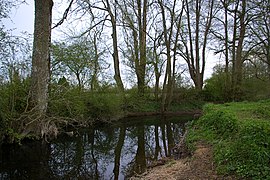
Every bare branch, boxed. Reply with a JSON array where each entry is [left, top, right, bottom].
[[52, 0, 74, 29]]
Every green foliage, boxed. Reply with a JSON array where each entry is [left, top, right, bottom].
[[170, 87, 206, 111], [48, 84, 125, 122], [122, 88, 160, 112], [187, 101, 270, 179], [197, 108, 238, 138], [48, 87, 87, 119], [168, 100, 205, 112], [215, 120, 270, 179], [0, 78, 30, 135], [253, 100, 270, 120], [204, 64, 270, 102], [242, 78, 270, 101], [4, 128, 23, 144], [85, 92, 124, 120], [203, 71, 231, 102]]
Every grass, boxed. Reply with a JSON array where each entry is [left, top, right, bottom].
[[186, 100, 270, 179]]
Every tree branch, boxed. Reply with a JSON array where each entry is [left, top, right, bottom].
[[52, 0, 74, 29]]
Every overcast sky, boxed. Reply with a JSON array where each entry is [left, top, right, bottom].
[[4, 0, 70, 37], [4, 1, 34, 35]]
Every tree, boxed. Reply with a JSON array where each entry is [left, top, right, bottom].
[[230, 0, 247, 100], [0, 0, 15, 19], [52, 40, 92, 89], [212, 0, 251, 100], [118, 0, 148, 95], [28, 0, 53, 134], [147, 35, 164, 101], [157, 0, 184, 111], [178, 0, 215, 91], [0, 1, 24, 63], [248, 0, 270, 81], [79, 0, 125, 91], [104, 0, 125, 92]]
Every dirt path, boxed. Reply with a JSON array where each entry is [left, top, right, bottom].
[[130, 143, 235, 180]]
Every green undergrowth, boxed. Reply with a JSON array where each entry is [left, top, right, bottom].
[[187, 100, 270, 179]]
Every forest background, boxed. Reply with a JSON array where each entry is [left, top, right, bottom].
[[0, 0, 269, 142]]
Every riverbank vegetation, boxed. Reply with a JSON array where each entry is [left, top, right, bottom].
[[187, 100, 270, 179]]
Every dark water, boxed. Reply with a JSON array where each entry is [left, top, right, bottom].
[[0, 115, 193, 180]]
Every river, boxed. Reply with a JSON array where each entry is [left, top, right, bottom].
[[0, 115, 193, 179]]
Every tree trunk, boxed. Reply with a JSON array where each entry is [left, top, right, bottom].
[[159, 0, 183, 112], [182, 0, 214, 91], [195, 0, 201, 90], [75, 72, 82, 89], [137, 0, 147, 95], [153, 44, 160, 101], [22, 0, 53, 137], [113, 126, 126, 180], [105, 0, 124, 92], [91, 33, 99, 91], [223, 0, 229, 80], [232, 0, 246, 100], [30, 0, 53, 115], [223, 0, 231, 100], [159, 0, 172, 112]]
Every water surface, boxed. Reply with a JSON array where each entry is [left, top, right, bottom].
[[0, 115, 192, 179]]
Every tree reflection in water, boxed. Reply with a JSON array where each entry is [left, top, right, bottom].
[[0, 115, 191, 179]]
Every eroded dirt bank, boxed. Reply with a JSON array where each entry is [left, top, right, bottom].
[[130, 143, 235, 180]]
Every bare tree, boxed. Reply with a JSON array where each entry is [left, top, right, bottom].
[[212, 0, 260, 100], [157, 0, 184, 112], [230, 0, 247, 100], [79, 0, 125, 91], [178, 0, 215, 90], [249, 0, 270, 81], [118, 0, 148, 95]]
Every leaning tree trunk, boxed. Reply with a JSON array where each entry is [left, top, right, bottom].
[[27, 0, 53, 135]]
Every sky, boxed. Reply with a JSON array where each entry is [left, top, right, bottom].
[[3, 0, 218, 83], [3, 1, 34, 35], [3, 0, 70, 38]]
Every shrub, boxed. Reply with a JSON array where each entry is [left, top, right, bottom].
[[85, 92, 123, 120], [48, 87, 88, 119], [122, 89, 159, 112], [48, 86, 125, 122], [253, 101, 270, 119], [197, 108, 238, 138], [0, 79, 30, 139]]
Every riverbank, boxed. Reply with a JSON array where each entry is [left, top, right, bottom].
[[133, 100, 270, 179], [131, 142, 235, 180], [125, 109, 202, 118], [0, 96, 204, 144]]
